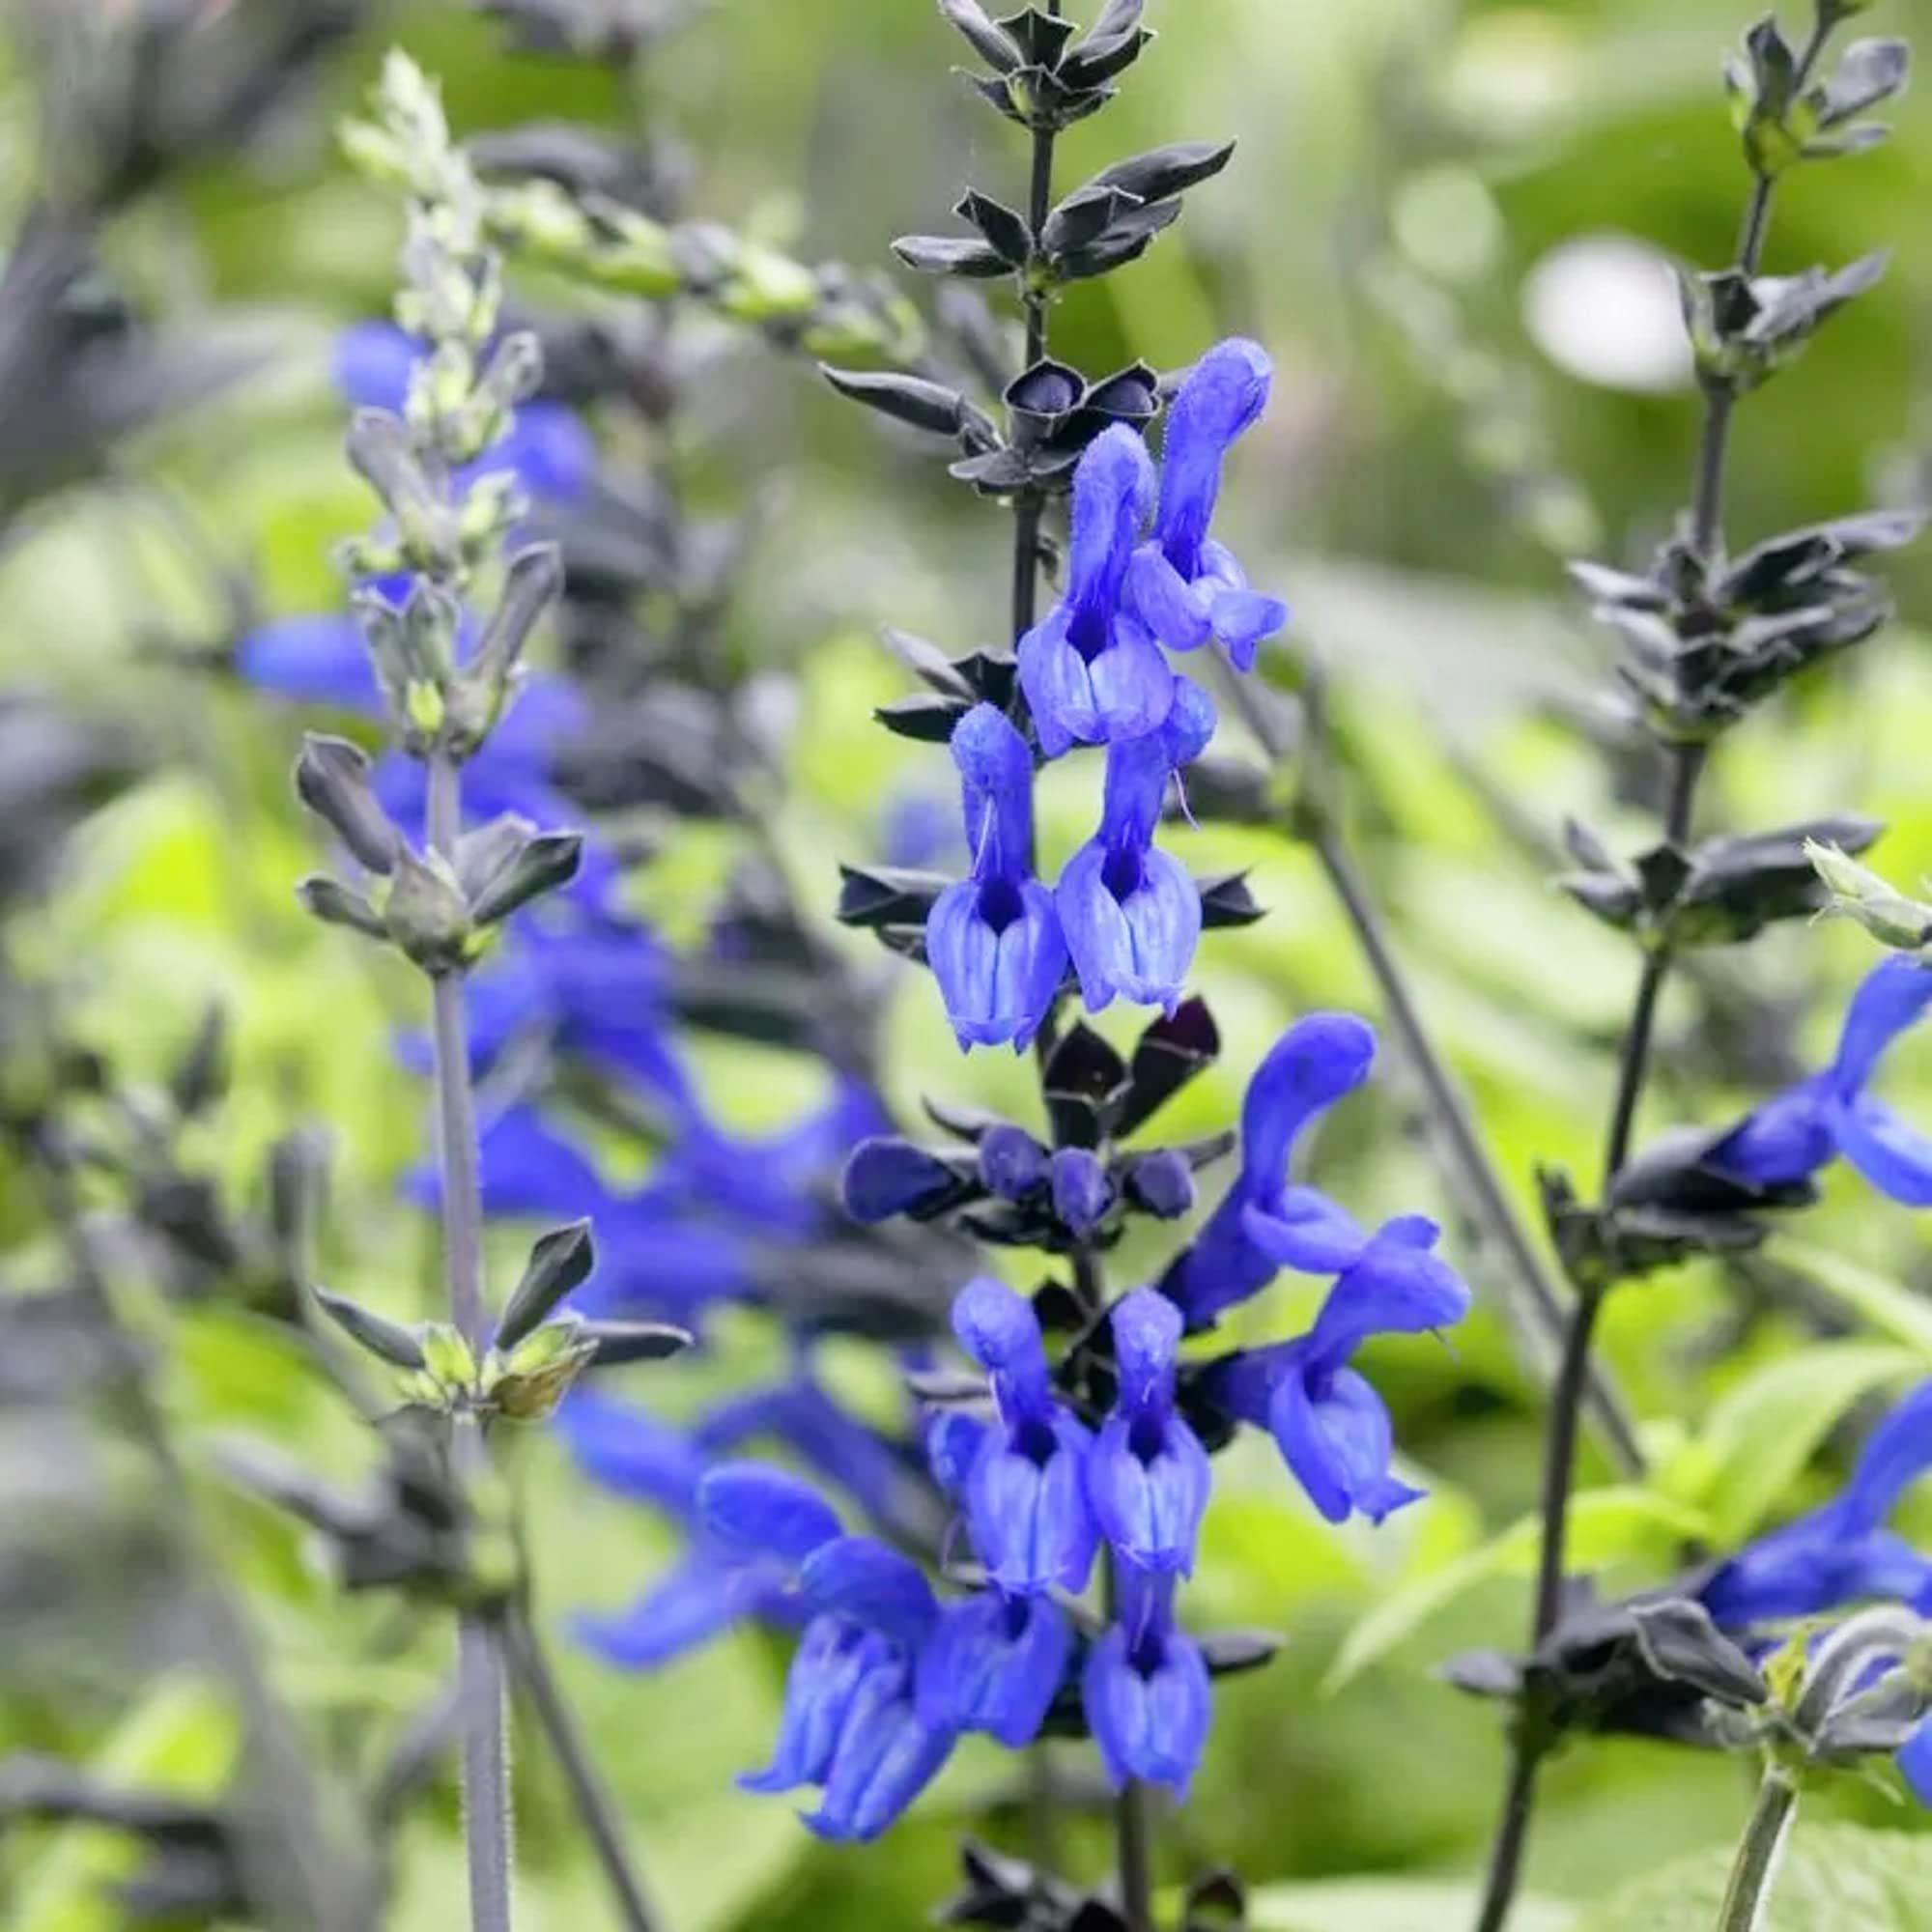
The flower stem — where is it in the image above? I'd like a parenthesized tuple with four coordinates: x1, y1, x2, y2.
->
(504, 1611, 663, 1932)
(1009, 0, 1062, 646)
(426, 749, 515, 1932)
(1716, 1768, 1799, 1932)
(1472, 21, 1836, 1928)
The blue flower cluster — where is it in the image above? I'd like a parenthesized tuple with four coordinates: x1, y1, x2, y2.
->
(639, 1013, 1471, 1839)
(925, 341, 1287, 1051)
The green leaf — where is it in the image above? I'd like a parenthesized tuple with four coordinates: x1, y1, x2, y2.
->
(1777, 1240, 1932, 1359)
(1575, 1823, 1932, 1931)
(1673, 1339, 1918, 1545)
(1250, 1877, 1576, 1932)
(1325, 1488, 1709, 1690)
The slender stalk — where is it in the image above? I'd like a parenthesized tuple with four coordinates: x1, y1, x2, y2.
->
(425, 749, 515, 1932)
(1471, 22, 1835, 1928)
(1214, 658, 1643, 1475)
(1009, 0, 1062, 646)
(505, 1612, 662, 1932)
(1716, 1768, 1799, 1932)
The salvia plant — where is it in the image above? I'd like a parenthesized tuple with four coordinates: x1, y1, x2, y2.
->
(8, 1, 1932, 1930)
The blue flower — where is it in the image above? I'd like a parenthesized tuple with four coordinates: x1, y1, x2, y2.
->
(1714, 956, 1932, 1207)
(1159, 1012, 1379, 1326)
(925, 704, 1068, 1052)
(1056, 675, 1214, 1014)
(1049, 1147, 1114, 1236)
(1087, 1288, 1210, 1574)
(1125, 339, 1288, 671)
(915, 1591, 1073, 1748)
(950, 1276, 1098, 1595)
(1017, 426, 1176, 757)
(693, 1466, 956, 1842)
(1081, 1566, 1211, 1798)
(1211, 1216, 1469, 1523)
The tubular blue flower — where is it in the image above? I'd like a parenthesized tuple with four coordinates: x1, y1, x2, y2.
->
(1087, 1288, 1210, 1575)
(1080, 1567, 1210, 1798)
(1158, 1013, 1379, 1326)
(1049, 1147, 1113, 1236)
(695, 1377, 913, 1531)
(951, 1276, 1098, 1596)
(925, 704, 1067, 1053)
(1714, 956, 1932, 1206)
(1125, 338, 1288, 670)
(1056, 675, 1214, 1014)
(1017, 426, 1175, 757)
(914, 1590, 1073, 1747)
(1213, 1216, 1470, 1523)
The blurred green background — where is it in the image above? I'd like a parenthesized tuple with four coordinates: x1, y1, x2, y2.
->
(2, 0, 1931, 1926)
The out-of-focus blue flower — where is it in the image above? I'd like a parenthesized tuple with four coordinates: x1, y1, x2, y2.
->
(1159, 1012, 1378, 1326)
(1088, 1288, 1209, 1574)
(1714, 956, 1932, 1207)
(1125, 339, 1288, 672)
(1056, 675, 1214, 1014)
(1017, 426, 1176, 757)
(881, 788, 962, 871)
(950, 1276, 1097, 1596)
(1697, 1380, 1932, 1803)
(1081, 1565, 1210, 1798)
(925, 705, 1067, 1053)
(694, 1465, 956, 1842)
(915, 1590, 1073, 1748)
(1211, 1215, 1469, 1523)
(333, 320, 597, 505)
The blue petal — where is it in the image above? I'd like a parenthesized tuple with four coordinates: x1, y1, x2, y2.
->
(1113, 1286, 1183, 1403)
(1125, 544, 1212, 653)
(572, 1556, 761, 1668)
(842, 1138, 966, 1222)
(1127, 1150, 1195, 1218)
(742, 1616, 881, 1795)
(1240, 1013, 1378, 1192)
(1017, 609, 1097, 759)
(1064, 424, 1157, 639)
(1087, 617, 1178, 745)
(1240, 1186, 1370, 1274)
(804, 1658, 953, 1842)
(1088, 1410, 1211, 1575)
(554, 1391, 703, 1515)
(952, 704, 1037, 882)
(236, 613, 381, 710)
(965, 1408, 1098, 1596)
(1833, 956, 1932, 1096)
(494, 402, 598, 502)
(1154, 338, 1271, 579)
(923, 1408, 989, 1503)
(1823, 1379, 1932, 1539)
(979, 1124, 1049, 1201)
(1269, 1361, 1421, 1524)
(1898, 1718, 1932, 1806)
(1833, 1094, 1932, 1208)
(696, 1463, 844, 1565)
(1080, 1620, 1212, 1798)
(1702, 1526, 1932, 1626)
(925, 877, 1067, 1053)
(1210, 586, 1288, 669)
(1056, 842, 1200, 1015)
(914, 1592, 1073, 1747)
(332, 322, 416, 412)
(1709, 1077, 1837, 1187)
(1049, 1147, 1113, 1236)
(695, 1383, 910, 1530)
(952, 1276, 1048, 1388)
(1157, 1192, 1277, 1325)
(1304, 1220, 1471, 1364)
(800, 1536, 939, 1646)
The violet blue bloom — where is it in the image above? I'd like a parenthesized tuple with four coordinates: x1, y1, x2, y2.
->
(1081, 1565, 1211, 1798)
(1056, 675, 1214, 1014)
(695, 1465, 957, 1842)
(1158, 1012, 1379, 1326)
(951, 1276, 1098, 1596)
(1125, 338, 1288, 670)
(1713, 956, 1932, 1208)
(925, 704, 1067, 1053)
(1086, 1287, 1211, 1574)
(1017, 426, 1176, 757)
(914, 1590, 1074, 1749)
(1211, 1216, 1470, 1524)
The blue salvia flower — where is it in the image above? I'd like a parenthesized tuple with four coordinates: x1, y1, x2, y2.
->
(1016, 425, 1176, 757)
(1125, 338, 1288, 670)
(1081, 1564, 1211, 1798)
(1697, 1381, 1932, 1802)
(1049, 1146, 1114, 1236)
(914, 1590, 1074, 1749)
(1713, 955, 1932, 1206)
(950, 1275, 1098, 1595)
(1087, 1287, 1210, 1574)
(695, 1465, 957, 1841)
(1056, 674, 1215, 1014)
(925, 704, 1068, 1052)
(1159, 1012, 1379, 1326)
(1210, 1216, 1470, 1523)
